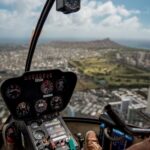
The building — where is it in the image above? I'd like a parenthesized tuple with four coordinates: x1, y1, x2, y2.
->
(146, 86, 150, 114)
(127, 104, 146, 127)
(120, 96, 131, 115)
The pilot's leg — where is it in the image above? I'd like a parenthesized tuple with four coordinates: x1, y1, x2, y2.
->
(85, 131, 102, 150)
(126, 137, 150, 150)
(85, 130, 150, 150)
(2, 123, 23, 150)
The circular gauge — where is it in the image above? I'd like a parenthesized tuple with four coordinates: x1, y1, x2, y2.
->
(16, 102, 30, 117)
(31, 122, 39, 129)
(41, 80, 53, 94)
(56, 79, 65, 92)
(33, 130, 45, 140)
(65, 0, 79, 10)
(50, 96, 63, 110)
(6, 84, 21, 99)
(35, 99, 47, 113)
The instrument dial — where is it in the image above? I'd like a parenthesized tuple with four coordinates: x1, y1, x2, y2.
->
(16, 102, 30, 117)
(33, 130, 45, 140)
(31, 122, 39, 129)
(41, 80, 53, 94)
(56, 79, 65, 91)
(50, 96, 63, 110)
(35, 99, 47, 113)
(6, 84, 21, 99)
(65, 0, 79, 10)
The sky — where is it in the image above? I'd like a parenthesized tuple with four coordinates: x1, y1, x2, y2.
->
(0, 0, 150, 41)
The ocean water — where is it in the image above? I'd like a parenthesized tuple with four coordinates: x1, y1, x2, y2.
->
(116, 39, 150, 50)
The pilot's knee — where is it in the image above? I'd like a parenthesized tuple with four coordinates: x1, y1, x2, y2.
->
(85, 131, 102, 150)
(126, 137, 150, 150)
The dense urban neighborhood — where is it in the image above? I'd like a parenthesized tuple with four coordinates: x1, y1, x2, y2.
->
(0, 39, 150, 127)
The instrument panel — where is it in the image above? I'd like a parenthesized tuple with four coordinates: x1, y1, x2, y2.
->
(0, 70, 77, 120)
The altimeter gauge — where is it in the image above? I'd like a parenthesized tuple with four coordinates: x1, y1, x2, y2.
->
(35, 99, 47, 113)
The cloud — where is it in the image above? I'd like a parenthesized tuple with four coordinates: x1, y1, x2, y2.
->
(101, 15, 122, 26)
(0, 0, 16, 5)
(0, 0, 45, 39)
(117, 5, 130, 16)
(0, 0, 149, 40)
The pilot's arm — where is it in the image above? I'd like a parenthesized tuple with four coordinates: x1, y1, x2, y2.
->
(85, 131, 150, 150)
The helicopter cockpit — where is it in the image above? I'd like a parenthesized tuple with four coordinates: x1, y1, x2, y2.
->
(0, 0, 150, 150)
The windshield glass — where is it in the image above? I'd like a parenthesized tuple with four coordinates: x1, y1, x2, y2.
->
(0, 0, 150, 128)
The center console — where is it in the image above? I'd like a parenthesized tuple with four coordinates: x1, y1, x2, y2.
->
(26, 116, 78, 150)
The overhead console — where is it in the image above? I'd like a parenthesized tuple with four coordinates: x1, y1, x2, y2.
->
(0, 69, 77, 120)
